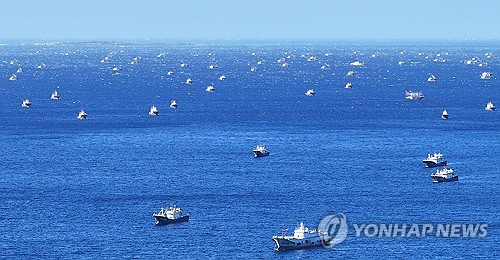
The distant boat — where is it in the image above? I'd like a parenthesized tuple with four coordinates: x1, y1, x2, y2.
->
(16, 68, 23, 74)
(431, 168, 458, 183)
(37, 63, 48, 69)
(398, 61, 406, 65)
(442, 109, 449, 120)
(77, 110, 88, 120)
(9, 74, 18, 81)
(170, 100, 178, 109)
(250, 67, 257, 72)
(307, 56, 317, 62)
(157, 52, 166, 58)
(346, 71, 355, 76)
(253, 144, 270, 157)
(485, 102, 496, 111)
(167, 71, 174, 76)
(405, 90, 424, 100)
(101, 57, 110, 63)
(281, 63, 289, 68)
(111, 67, 122, 72)
(257, 60, 265, 65)
(320, 64, 330, 70)
(344, 82, 352, 89)
(219, 75, 226, 80)
(480, 72, 492, 80)
(149, 105, 159, 116)
(180, 63, 189, 67)
(349, 61, 365, 67)
(305, 89, 316, 96)
(22, 99, 31, 108)
(186, 78, 193, 84)
(205, 85, 215, 92)
(51, 90, 60, 100)
(272, 222, 329, 251)
(427, 75, 437, 83)
(423, 153, 447, 168)
(153, 205, 190, 225)
(209, 64, 219, 69)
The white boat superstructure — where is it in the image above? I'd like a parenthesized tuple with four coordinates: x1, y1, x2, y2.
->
(272, 222, 328, 251)
(305, 89, 316, 96)
(22, 99, 31, 108)
(149, 105, 159, 116)
(51, 90, 60, 100)
(77, 110, 88, 120)
(431, 168, 458, 183)
(405, 90, 424, 100)
(485, 102, 496, 111)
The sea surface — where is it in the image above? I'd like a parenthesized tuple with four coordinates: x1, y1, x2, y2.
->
(0, 41, 499, 259)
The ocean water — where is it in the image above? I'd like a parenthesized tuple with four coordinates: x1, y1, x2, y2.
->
(0, 41, 499, 258)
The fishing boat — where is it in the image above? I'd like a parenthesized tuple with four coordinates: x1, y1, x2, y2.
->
(480, 72, 492, 80)
(405, 91, 424, 100)
(170, 100, 178, 109)
(305, 89, 316, 96)
(205, 85, 215, 92)
(22, 99, 31, 108)
(427, 75, 437, 82)
(431, 168, 458, 183)
(485, 102, 496, 111)
(77, 110, 88, 120)
(153, 205, 190, 225)
(345, 82, 352, 89)
(51, 90, 60, 100)
(219, 75, 226, 80)
(272, 222, 329, 251)
(9, 74, 18, 81)
(186, 78, 193, 84)
(442, 109, 449, 120)
(346, 71, 355, 76)
(149, 105, 159, 116)
(252, 144, 270, 157)
(349, 61, 365, 67)
(422, 153, 447, 168)
(16, 68, 23, 73)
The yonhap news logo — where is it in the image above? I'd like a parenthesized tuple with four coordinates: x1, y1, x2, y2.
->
(318, 213, 488, 248)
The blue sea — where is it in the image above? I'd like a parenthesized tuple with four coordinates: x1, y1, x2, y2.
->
(0, 41, 499, 258)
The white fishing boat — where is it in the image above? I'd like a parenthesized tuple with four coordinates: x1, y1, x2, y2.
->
(51, 90, 60, 100)
(349, 61, 365, 67)
(405, 90, 424, 100)
(431, 168, 458, 183)
(209, 65, 219, 69)
(219, 75, 226, 80)
(149, 105, 159, 116)
(307, 56, 317, 62)
(22, 99, 31, 108)
(320, 64, 330, 70)
(398, 61, 406, 65)
(250, 67, 257, 72)
(170, 100, 178, 108)
(77, 110, 88, 120)
(281, 63, 289, 68)
(346, 71, 355, 76)
(9, 74, 18, 81)
(442, 109, 449, 120)
(167, 71, 174, 76)
(422, 153, 447, 168)
(180, 63, 189, 67)
(272, 222, 329, 251)
(111, 67, 122, 72)
(485, 102, 496, 111)
(153, 205, 190, 225)
(16, 68, 23, 73)
(37, 63, 48, 69)
(252, 144, 270, 157)
(186, 78, 193, 84)
(480, 72, 492, 80)
(206, 85, 216, 92)
(427, 75, 437, 82)
(157, 52, 166, 58)
(345, 82, 352, 89)
(305, 89, 316, 96)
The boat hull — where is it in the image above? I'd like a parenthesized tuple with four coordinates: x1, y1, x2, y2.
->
(253, 151, 270, 157)
(153, 215, 189, 225)
(423, 161, 447, 168)
(272, 237, 327, 251)
(432, 175, 458, 183)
